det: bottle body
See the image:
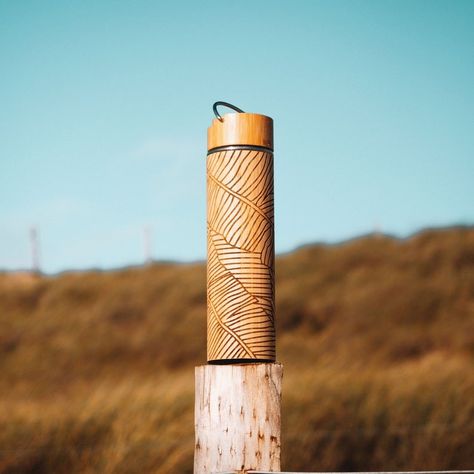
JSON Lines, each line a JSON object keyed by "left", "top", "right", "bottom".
{"left": 207, "top": 145, "right": 275, "bottom": 362}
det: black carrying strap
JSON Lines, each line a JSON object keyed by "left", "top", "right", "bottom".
{"left": 213, "top": 101, "right": 245, "bottom": 121}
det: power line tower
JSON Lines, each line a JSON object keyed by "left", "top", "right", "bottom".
{"left": 30, "top": 226, "right": 41, "bottom": 274}
{"left": 143, "top": 226, "right": 153, "bottom": 266}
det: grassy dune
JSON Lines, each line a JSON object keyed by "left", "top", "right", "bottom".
{"left": 0, "top": 227, "right": 473, "bottom": 473}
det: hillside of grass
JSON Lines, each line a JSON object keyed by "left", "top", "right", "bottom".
{"left": 0, "top": 226, "right": 473, "bottom": 473}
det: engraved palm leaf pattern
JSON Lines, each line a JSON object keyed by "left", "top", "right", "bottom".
{"left": 207, "top": 148, "right": 275, "bottom": 362}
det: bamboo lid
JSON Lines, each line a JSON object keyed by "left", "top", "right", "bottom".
{"left": 208, "top": 112, "right": 273, "bottom": 151}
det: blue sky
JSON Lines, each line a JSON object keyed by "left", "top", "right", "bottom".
{"left": 0, "top": 0, "right": 473, "bottom": 273}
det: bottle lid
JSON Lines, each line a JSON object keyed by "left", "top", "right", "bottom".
{"left": 208, "top": 102, "right": 273, "bottom": 151}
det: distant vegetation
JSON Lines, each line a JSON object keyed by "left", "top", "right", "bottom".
{"left": 0, "top": 227, "right": 473, "bottom": 473}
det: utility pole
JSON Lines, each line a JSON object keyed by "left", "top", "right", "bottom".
{"left": 143, "top": 226, "right": 153, "bottom": 265}
{"left": 374, "top": 219, "right": 382, "bottom": 238}
{"left": 30, "top": 226, "right": 40, "bottom": 274}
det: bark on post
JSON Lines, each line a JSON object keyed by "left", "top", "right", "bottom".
{"left": 195, "top": 103, "right": 281, "bottom": 473}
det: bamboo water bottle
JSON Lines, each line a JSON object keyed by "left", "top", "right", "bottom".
{"left": 206, "top": 102, "right": 275, "bottom": 363}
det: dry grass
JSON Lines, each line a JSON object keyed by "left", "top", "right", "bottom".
{"left": 0, "top": 226, "right": 473, "bottom": 472}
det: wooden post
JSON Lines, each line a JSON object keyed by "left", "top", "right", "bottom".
{"left": 194, "top": 363, "right": 282, "bottom": 473}
{"left": 194, "top": 103, "right": 281, "bottom": 473}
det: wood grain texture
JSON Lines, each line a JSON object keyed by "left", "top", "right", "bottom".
{"left": 207, "top": 147, "right": 275, "bottom": 362}
{"left": 208, "top": 113, "right": 273, "bottom": 151}
{"left": 194, "top": 363, "right": 282, "bottom": 474}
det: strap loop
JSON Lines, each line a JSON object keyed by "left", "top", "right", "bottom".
{"left": 213, "top": 101, "right": 245, "bottom": 122}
